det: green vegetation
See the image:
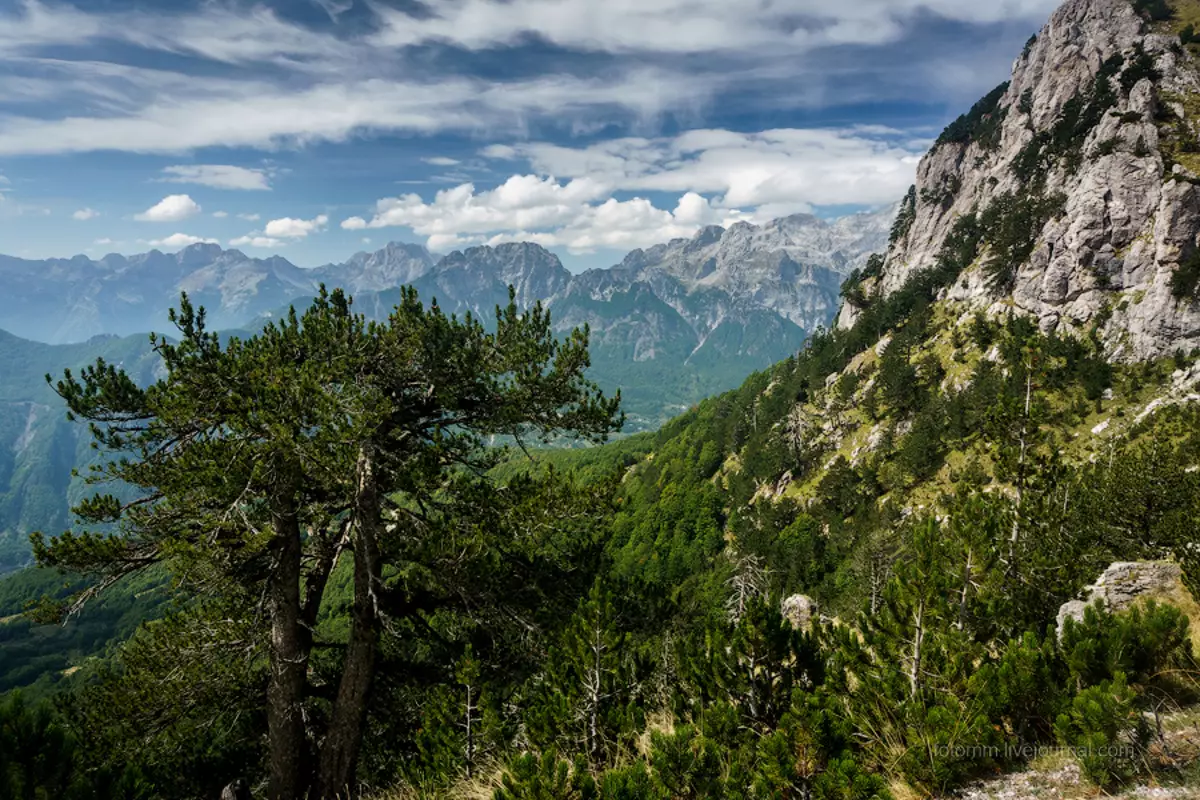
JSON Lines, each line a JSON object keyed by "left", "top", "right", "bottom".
{"left": 0, "top": 566, "right": 167, "bottom": 697}
{"left": 4, "top": 181, "right": 1200, "bottom": 800}
{"left": 1132, "top": 0, "right": 1175, "bottom": 22}
{"left": 888, "top": 186, "right": 917, "bottom": 246}
{"left": 935, "top": 82, "right": 1010, "bottom": 150}
{"left": 1172, "top": 248, "right": 1200, "bottom": 301}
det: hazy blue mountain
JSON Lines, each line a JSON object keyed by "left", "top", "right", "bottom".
{"left": 0, "top": 330, "right": 162, "bottom": 574}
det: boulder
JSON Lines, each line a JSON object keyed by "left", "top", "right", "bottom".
{"left": 782, "top": 594, "right": 820, "bottom": 631}
{"left": 1056, "top": 561, "right": 1190, "bottom": 638}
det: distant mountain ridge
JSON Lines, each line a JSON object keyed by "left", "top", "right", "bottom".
{"left": 0, "top": 207, "right": 894, "bottom": 346}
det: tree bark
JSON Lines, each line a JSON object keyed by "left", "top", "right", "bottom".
{"left": 315, "top": 445, "right": 383, "bottom": 799}
{"left": 267, "top": 495, "right": 311, "bottom": 800}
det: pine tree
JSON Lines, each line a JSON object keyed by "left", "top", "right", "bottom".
{"left": 33, "top": 287, "right": 622, "bottom": 799}
{"left": 526, "top": 584, "right": 642, "bottom": 767}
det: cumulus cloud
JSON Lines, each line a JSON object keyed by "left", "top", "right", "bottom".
{"left": 423, "top": 156, "right": 461, "bottom": 167}
{"left": 263, "top": 214, "right": 328, "bottom": 238}
{"left": 237, "top": 213, "right": 261, "bottom": 221}
{"left": 135, "top": 194, "right": 202, "bottom": 222}
{"left": 342, "top": 175, "right": 753, "bottom": 253}
{"left": 72, "top": 207, "right": 99, "bottom": 220}
{"left": 230, "top": 234, "right": 285, "bottom": 248}
{"left": 160, "top": 164, "right": 272, "bottom": 191}
{"left": 147, "top": 233, "right": 218, "bottom": 248}
{"left": 212, "top": 210, "right": 228, "bottom": 218}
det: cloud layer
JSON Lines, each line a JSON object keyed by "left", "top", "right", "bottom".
{"left": 0, "top": 0, "right": 1051, "bottom": 156}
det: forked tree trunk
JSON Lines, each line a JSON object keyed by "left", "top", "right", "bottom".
{"left": 267, "top": 496, "right": 311, "bottom": 800}
{"left": 315, "top": 445, "right": 383, "bottom": 799}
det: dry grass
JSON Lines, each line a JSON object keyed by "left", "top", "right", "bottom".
{"left": 634, "top": 709, "right": 677, "bottom": 757}
{"left": 372, "top": 762, "right": 506, "bottom": 800}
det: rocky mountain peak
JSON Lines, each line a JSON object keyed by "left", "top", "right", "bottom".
{"left": 178, "top": 242, "right": 226, "bottom": 265}
{"left": 858, "top": 0, "right": 1200, "bottom": 360}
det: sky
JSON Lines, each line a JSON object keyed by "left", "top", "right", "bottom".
{"left": 0, "top": 0, "right": 1059, "bottom": 271}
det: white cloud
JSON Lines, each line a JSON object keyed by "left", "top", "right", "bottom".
{"left": 0, "top": 68, "right": 711, "bottom": 156}
{"left": 342, "top": 126, "right": 917, "bottom": 253}
{"left": 230, "top": 235, "right": 285, "bottom": 248}
{"left": 423, "top": 156, "right": 461, "bottom": 167}
{"left": 212, "top": 210, "right": 228, "bottom": 218}
{"left": 369, "top": 0, "right": 1060, "bottom": 54}
{"left": 489, "top": 128, "right": 921, "bottom": 209}
{"left": 263, "top": 214, "right": 328, "bottom": 238}
{"left": 0, "top": 0, "right": 1055, "bottom": 161}
{"left": 94, "top": 237, "right": 116, "bottom": 245}
{"left": 0, "top": 0, "right": 1058, "bottom": 65}
{"left": 72, "top": 207, "right": 99, "bottom": 220}
{"left": 237, "top": 213, "right": 261, "bottom": 221}
{"left": 361, "top": 237, "right": 371, "bottom": 244}
{"left": 160, "top": 164, "right": 272, "bottom": 191}
{"left": 135, "top": 194, "right": 202, "bottom": 222}
{"left": 147, "top": 232, "right": 218, "bottom": 248}
{"left": 342, "top": 175, "right": 750, "bottom": 254}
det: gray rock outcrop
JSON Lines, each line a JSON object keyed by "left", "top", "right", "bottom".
{"left": 1056, "top": 560, "right": 1191, "bottom": 636}
{"left": 781, "top": 594, "right": 820, "bottom": 631}
{"left": 857, "top": 0, "right": 1200, "bottom": 361}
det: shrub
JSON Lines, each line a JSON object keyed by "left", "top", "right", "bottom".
{"left": 1171, "top": 248, "right": 1200, "bottom": 301}
{"left": 1054, "top": 674, "right": 1148, "bottom": 788}
{"left": 494, "top": 751, "right": 596, "bottom": 800}
{"left": 1060, "top": 601, "right": 1193, "bottom": 691}
{"left": 649, "top": 726, "right": 723, "bottom": 800}
{"left": 936, "top": 82, "right": 1010, "bottom": 149}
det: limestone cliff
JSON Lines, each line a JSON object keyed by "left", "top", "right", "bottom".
{"left": 847, "top": 0, "right": 1200, "bottom": 361}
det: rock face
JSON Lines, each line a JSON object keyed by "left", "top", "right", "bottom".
{"left": 857, "top": 0, "right": 1200, "bottom": 361}
{"left": 1056, "top": 561, "right": 1191, "bottom": 635}
{"left": 781, "top": 594, "right": 820, "bottom": 631}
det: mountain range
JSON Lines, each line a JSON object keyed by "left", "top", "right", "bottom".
{"left": 1, "top": 207, "right": 895, "bottom": 427}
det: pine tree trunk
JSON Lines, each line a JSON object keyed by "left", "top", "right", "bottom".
{"left": 1008, "top": 368, "right": 1033, "bottom": 575}
{"left": 315, "top": 445, "right": 383, "bottom": 799}
{"left": 909, "top": 598, "right": 925, "bottom": 699}
{"left": 957, "top": 548, "right": 974, "bottom": 631}
{"left": 464, "top": 684, "right": 475, "bottom": 779}
{"left": 267, "top": 497, "right": 311, "bottom": 800}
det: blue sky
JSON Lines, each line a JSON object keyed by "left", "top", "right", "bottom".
{"left": 0, "top": 0, "right": 1057, "bottom": 271}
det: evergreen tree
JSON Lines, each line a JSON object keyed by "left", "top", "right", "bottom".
{"left": 526, "top": 584, "right": 643, "bottom": 767}
{"left": 33, "top": 287, "right": 621, "bottom": 799}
